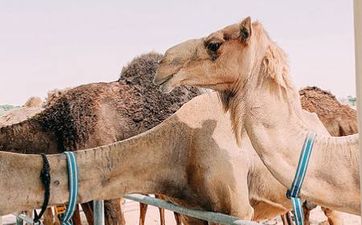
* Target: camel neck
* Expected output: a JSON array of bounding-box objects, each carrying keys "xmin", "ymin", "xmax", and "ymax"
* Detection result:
[
  {"xmin": 0, "ymin": 116, "xmax": 189, "ymax": 215},
  {"xmin": 240, "ymin": 86, "xmax": 360, "ymax": 214}
]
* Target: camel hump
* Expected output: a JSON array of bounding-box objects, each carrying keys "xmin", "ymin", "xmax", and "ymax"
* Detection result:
[{"xmin": 23, "ymin": 96, "xmax": 43, "ymax": 107}]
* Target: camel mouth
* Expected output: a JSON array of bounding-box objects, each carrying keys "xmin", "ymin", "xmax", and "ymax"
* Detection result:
[
  {"xmin": 153, "ymin": 73, "xmax": 174, "ymax": 86},
  {"xmin": 159, "ymin": 75, "xmax": 176, "ymax": 93}
]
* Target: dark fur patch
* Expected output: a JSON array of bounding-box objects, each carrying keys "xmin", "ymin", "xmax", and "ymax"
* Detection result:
[
  {"xmin": 118, "ymin": 52, "xmax": 201, "ymax": 130},
  {"xmin": 300, "ymin": 86, "xmax": 357, "ymax": 136},
  {"xmin": 1, "ymin": 52, "xmax": 201, "ymax": 153}
]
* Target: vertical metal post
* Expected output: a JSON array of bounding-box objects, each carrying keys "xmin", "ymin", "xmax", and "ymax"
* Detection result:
[
  {"xmin": 93, "ymin": 200, "xmax": 105, "ymax": 225},
  {"xmin": 16, "ymin": 216, "xmax": 23, "ymax": 225},
  {"xmin": 354, "ymin": 0, "xmax": 362, "ymax": 221}
]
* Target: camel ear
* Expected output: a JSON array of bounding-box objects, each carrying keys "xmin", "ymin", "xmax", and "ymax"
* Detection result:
[{"xmin": 240, "ymin": 17, "xmax": 252, "ymax": 42}]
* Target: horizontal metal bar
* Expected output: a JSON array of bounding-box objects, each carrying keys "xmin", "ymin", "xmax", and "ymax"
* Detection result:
[
  {"xmin": 13, "ymin": 213, "xmax": 34, "ymax": 225},
  {"xmin": 124, "ymin": 194, "xmax": 261, "ymax": 225}
]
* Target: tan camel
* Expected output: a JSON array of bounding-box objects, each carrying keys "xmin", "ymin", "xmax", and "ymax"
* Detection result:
[
  {"xmin": 0, "ymin": 96, "xmax": 43, "ymax": 126},
  {"xmin": 1, "ymin": 89, "xmax": 351, "ymax": 225},
  {"xmin": 154, "ymin": 17, "xmax": 360, "ymax": 214},
  {"xmin": 23, "ymin": 97, "xmax": 43, "ymax": 108},
  {"xmin": 298, "ymin": 86, "xmax": 358, "ymax": 225}
]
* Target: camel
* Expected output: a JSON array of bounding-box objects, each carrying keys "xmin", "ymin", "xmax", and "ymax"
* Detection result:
[
  {"xmin": 0, "ymin": 60, "xmax": 350, "ymax": 224},
  {"xmin": 299, "ymin": 86, "xmax": 358, "ymax": 225},
  {"xmin": 1, "ymin": 59, "xmax": 354, "ymax": 224},
  {"xmin": 0, "ymin": 53, "xmax": 200, "ymax": 225},
  {"xmin": 0, "ymin": 90, "xmax": 350, "ymax": 225},
  {"xmin": 0, "ymin": 97, "xmax": 79, "ymax": 225},
  {"xmin": 299, "ymin": 86, "xmax": 358, "ymax": 137},
  {"xmin": 0, "ymin": 97, "xmax": 42, "ymax": 126},
  {"xmin": 23, "ymin": 97, "xmax": 43, "ymax": 108},
  {"xmin": 154, "ymin": 17, "xmax": 361, "ymax": 214},
  {"xmin": 3, "ymin": 91, "xmax": 355, "ymax": 225}
]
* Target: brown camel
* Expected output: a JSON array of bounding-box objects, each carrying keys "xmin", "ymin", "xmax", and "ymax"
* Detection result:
[
  {"xmin": 154, "ymin": 17, "xmax": 360, "ymax": 215},
  {"xmin": 0, "ymin": 53, "xmax": 200, "ymax": 225},
  {"xmin": 300, "ymin": 86, "xmax": 357, "ymax": 137}
]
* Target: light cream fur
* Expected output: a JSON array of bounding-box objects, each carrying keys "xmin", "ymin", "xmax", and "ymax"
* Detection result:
[{"xmin": 155, "ymin": 17, "xmax": 360, "ymax": 216}]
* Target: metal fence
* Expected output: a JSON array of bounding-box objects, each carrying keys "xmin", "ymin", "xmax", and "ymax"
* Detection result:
[
  {"xmin": 12, "ymin": 195, "xmax": 261, "ymax": 225},
  {"xmin": 124, "ymin": 194, "xmax": 261, "ymax": 225}
]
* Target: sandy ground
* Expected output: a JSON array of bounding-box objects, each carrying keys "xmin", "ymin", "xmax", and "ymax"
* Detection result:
[{"xmin": 1, "ymin": 201, "xmax": 360, "ymax": 225}]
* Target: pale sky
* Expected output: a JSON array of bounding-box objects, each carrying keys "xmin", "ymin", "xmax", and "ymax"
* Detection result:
[{"xmin": 0, "ymin": 0, "xmax": 356, "ymax": 105}]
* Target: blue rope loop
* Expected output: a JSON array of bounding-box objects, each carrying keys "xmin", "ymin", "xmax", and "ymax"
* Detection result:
[
  {"xmin": 287, "ymin": 132, "xmax": 316, "ymax": 225},
  {"xmin": 61, "ymin": 151, "xmax": 79, "ymax": 225}
]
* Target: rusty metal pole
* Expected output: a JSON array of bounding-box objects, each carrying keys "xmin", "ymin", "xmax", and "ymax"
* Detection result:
[{"xmin": 354, "ymin": 0, "xmax": 362, "ymax": 220}]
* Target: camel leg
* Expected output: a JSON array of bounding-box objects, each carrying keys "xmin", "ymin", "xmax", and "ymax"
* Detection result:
[
  {"xmin": 280, "ymin": 212, "xmax": 293, "ymax": 225},
  {"xmin": 303, "ymin": 201, "xmax": 318, "ymax": 225},
  {"xmin": 104, "ymin": 199, "xmax": 123, "ymax": 225},
  {"xmin": 119, "ymin": 199, "xmax": 126, "ymax": 225},
  {"xmin": 43, "ymin": 208, "xmax": 55, "ymax": 225},
  {"xmin": 82, "ymin": 202, "xmax": 94, "ymax": 225},
  {"xmin": 139, "ymin": 203, "xmax": 148, "ymax": 225},
  {"xmin": 158, "ymin": 207, "xmax": 165, "ymax": 225},
  {"xmin": 174, "ymin": 212, "xmax": 182, "ymax": 225},
  {"xmin": 321, "ymin": 207, "xmax": 344, "ymax": 225},
  {"xmin": 72, "ymin": 205, "xmax": 82, "ymax": 225}
]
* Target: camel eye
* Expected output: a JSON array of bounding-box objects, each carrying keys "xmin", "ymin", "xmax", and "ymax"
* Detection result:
[{"xmin": 207, "ymin": 42, "xmax": 221, "ymax": 52}]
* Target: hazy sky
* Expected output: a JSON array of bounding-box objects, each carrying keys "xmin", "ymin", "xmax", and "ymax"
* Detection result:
[{"xmin": 0, "ymin": 0, "xmax": 356, "ymax": 105}]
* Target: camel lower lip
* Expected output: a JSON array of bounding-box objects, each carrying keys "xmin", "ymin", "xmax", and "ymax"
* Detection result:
[{"xmin": 157, "ymin": 75, "xmax": 174, "ymax": 86}]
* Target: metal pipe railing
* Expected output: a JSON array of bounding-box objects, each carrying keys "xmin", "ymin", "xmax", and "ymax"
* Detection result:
[
  {"xmin": 124, "ymin": 194, "xmax": 261, "ymax": 225},
  {"xmin": 11, "ymin": 195, "xmax": 262, "ymax": 225}
]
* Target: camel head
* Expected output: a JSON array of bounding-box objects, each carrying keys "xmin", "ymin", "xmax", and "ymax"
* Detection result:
[
  {"xmin": 155, "ymin": 17, "xmax": 297, "ymax": 140},
  {"xmin": 155, "ymin": 17, "xmax": 283, "ymax": 95}
]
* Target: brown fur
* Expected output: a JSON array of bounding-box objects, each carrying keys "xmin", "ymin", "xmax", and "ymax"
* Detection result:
[
  {"xmin": 0, "ymin": 52, "xmax": 201, "ymax": 225},
  {"xmin": 0, "ymin": 53, "xmax": 201, "ymax": 154},
  {"xmin": 300, "ymin": 86, "xmax": 358, "ymax": 136}
]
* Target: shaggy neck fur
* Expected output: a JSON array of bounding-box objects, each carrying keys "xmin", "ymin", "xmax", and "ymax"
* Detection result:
[
  {"xmin": 0, "ymin": 53, "xmax": 201, "ymax": 154},
  {"xmin": 220, "ymin": 29, "xmax": 360, "ymax": 214}
]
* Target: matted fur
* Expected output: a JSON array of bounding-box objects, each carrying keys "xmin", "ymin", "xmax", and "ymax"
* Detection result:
[
  {"xmin": 300, "ymin": 86, "xmax": 357, "ymax": 136},
  {"xmin": 0, "ymin": 52, "xmax": 201, "ymax": 153},
  {"xmin": 219, "ymin": 25, "xmax": 297, "ymax": 143}
]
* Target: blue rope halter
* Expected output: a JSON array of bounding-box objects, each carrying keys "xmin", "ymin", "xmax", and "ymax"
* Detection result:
[
  {"xmin": 286, "ymin": 132, "xmax": 316, "ymax": 225},
  {"xmin": 61, "ymin": 151, "xmax": 79, "ymax": 225}
]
